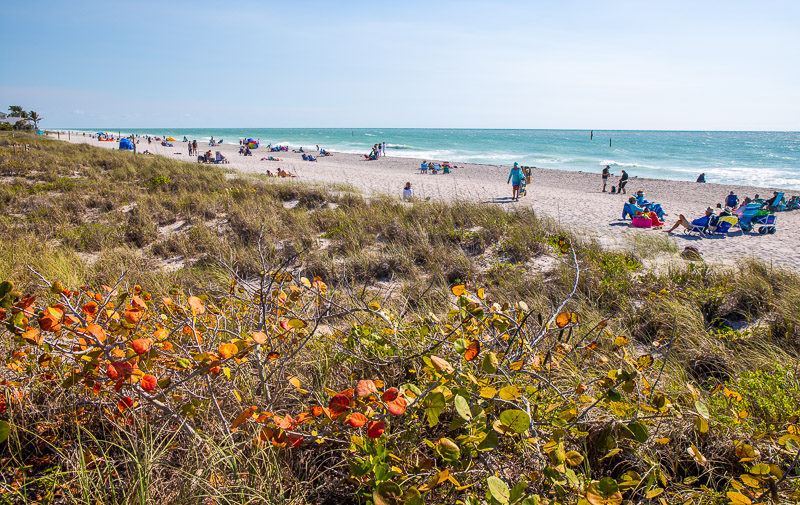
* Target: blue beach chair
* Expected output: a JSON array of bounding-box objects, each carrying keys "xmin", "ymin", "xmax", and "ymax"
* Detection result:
[{"xmin": 737, "ymin": 203, "xmax": 768, "ymax": 232}]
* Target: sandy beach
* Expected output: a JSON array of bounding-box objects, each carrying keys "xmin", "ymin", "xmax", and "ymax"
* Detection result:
[{"xmin": 56, "ymin": 134, "xmax": 800, "ymax": 270}]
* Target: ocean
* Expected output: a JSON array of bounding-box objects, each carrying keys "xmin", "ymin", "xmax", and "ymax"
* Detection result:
[{"xmin": 65, "ymin": 129, "xmax": 800, "ymax": 190}]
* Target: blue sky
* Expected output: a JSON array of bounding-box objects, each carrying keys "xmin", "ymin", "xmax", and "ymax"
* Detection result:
[{"xmin": 2, "ymin": 0, "xmax": 798, "ymax": 130}]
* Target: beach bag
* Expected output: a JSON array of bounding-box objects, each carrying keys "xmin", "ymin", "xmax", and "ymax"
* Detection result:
[
  {"xmin": 611, "ymin": 186, "xmax": 616, "ymax": 193},
  {"xmin": 631, "ymin": 217, "xmax": 653, "ymax": 228}
]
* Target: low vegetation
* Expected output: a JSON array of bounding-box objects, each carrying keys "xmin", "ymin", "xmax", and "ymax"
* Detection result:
[{"xmin": 0, "ymin": 133, "xmax": 799, "ymax": 504}]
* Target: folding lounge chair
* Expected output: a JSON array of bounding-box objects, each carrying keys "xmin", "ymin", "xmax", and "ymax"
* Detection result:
[
  {"xmin": 710, "ymin": 216, "xmax": 738, "ymax": 235},
  {"xmin": 737, "ymin": 203, "xmax": 767, "ymax": 232}
]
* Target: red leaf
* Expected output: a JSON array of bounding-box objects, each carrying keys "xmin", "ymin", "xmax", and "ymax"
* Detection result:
[
  {"xmin": 367, "ymin": 420, "xmax": 385, "ymax": 439},
  {"xmin": 106, "ymin": 361, "xmax": 133, "ymax": 380},
  {"xmin": 329, "ymin": 394, "xmax": 350, "ymax": 414},
  {"xmin": 382, "ymin": 387, "xmax": 400, "ymax": 401},
  {"xmin": 117, "ymin": 397, "xmax": 134, "ymax": 412}
]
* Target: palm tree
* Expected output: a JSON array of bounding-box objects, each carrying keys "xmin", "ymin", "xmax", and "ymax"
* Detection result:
[
  {"xmin": 28, "ymin": 111, "xmax": 42, "ymax": 129},
  {"xmin": 7, "ymin": 106, "xmax": 25, "ymax": 117}
]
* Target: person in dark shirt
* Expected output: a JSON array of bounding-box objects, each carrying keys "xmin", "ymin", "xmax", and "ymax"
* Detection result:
[
  {"xmin": 618, "ymin": 170, "xmax": 629, "ymax": 194},
  {"xmin": 602, "ymin": 165, "xmax": 610, "ymax": 192}
]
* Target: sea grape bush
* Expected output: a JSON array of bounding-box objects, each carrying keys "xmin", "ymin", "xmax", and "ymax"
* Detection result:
[{"xmin": 1, "ymin": 243, "xmax": 799, "ymax": 504}]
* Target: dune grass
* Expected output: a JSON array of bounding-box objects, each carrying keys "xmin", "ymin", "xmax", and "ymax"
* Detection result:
[{"xmin": 0, "ymin": 132, "xmax": 799, "ymax": 504}]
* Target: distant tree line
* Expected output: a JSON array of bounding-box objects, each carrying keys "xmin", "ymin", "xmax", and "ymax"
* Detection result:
[{"xmin": 2, "ymin": 106, "xmax": 42, "ymax": 131}]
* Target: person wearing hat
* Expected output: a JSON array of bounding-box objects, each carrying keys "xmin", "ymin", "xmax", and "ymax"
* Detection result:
[
  {"xmin": 507, "ymin": 162, "xmax": 523, "ymax": 201},
  {"xmin": 664, "ymin": 207, "xmax": 715, "ymax": 234}
]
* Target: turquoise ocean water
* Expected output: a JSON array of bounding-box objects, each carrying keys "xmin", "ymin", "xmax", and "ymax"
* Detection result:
[{"xmin": 67, "ymin": 129, "xmax": 800, "ymax": 190}]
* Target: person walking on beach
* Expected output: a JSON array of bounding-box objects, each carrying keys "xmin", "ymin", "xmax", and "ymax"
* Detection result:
[
  {"xmin": 188, "ymin": 142, "xmax": 192, "ymax": 157},
  {"xmin": 602, "ymin": 165, "xmax": 610, "ymax": 192},
  {"xmin": 618, "ymin": 169, "xmax": 629, "ymax": 194},
  {"xmin": 507, "ymin": 162, "xmax": 523, "ymax": 201},
  {"xmin": 382, "ymin": 142, "xmax": 386, "ymax": 156}
]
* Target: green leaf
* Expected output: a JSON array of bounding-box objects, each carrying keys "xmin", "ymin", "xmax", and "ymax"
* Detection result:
[
  {"xmin": 0, "ymin": 280, "xmax": 13, "ymax": 299},
  {"xmin": 625, "ymin": 422, "xmax": 649, "ymax": 443},
  {"xmin": 0, "ymin": 420, "xmax": 9, "ymax": 444},
  {"xmin": 482, "ymin": 352, "xmax": 498, "ymax": 373},
  {"xmin": 424, "ymin": 392, "xmax": 446, "ymax": 427},
  {"xmin": 694, "ymin": 400, "xmax": 709, "ymax": 419},
  {"xmin": 499, "ymin": 409, "xmax": 530, "ymax": 434},
  {"xmin": 487, "ymin": 475, "xmax": 510, "ymax": 504},
  {"xmin": 288, "ymin": 318, "xmax": 307, "ymax": 329},
  {"xmin": 436, "ymin": 437, "xmax": 461, "ymax": 462},
  {"xmin": 454, "ymin": 394, "xmax": 472, "ymax": 421},
  {"xmin": 477, "ymin": 430, "xmax": 498, "ymax": 452}
]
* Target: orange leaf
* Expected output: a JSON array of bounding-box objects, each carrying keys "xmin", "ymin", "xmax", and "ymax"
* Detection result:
[
  {"xmin": 338, "ymin": 387, "xmax": 354, "ymax": 399},
  {"xmin": 464, "ymin": 340, "xmax": 480, "ymax": 361},
  {"xmin": 218, "ymin": 343, "xmax": 238, "ymax": 360},
  {"xmin": 251, "ymin": 332, "xmax": 268, "ymax": 344},
  {"xmin": 387, "ymin": 396, "xmax": 408, "ymax": 416},
  {"xmin": 124, "ymin": 309, "xmax": 141, "ymax": 325},
  {"xmin": 267, "ymin": 352, "xmax": 280, "ymax": 360},
  {"xmin": 188, "ymin": 296, "xmax": 205, "ymax": 316},
  {"xmin": 451, "ymin": 284, "xmax": 466, "ymax": 297},
  {"xmin": 355, "ymin": 380, "xmax": 378, "ymax": 397},
  {"xmin": 382, "ymin": 387, "xmax": 400, "ymax": 401},
  {"xmin": 232, "ymin": 406, "xmax": 257, "ymax": 430},
  {"xmin": 310, "ymin": 405, "xmax": 324, "ymax": 417},
  {"xmin": 130, "ymin": 296, "xmax": 147, "ymax": 310},
  {"xmin": 82, "ymin": 301, "xmax": 99, "ymax": 316},
  {"xmin": 131, "ymin": 338, "xmax": 152, "ymax": 355},
  {"xmin": 140, "ymin": 374, "xmax": 157, "ymax": 392},
  {"xmin": 274, "ymin": 414, "xmax": 294, "ymax": 430},
  {"xmin": 86, "ymin": 323, "xmax": 106, "ymax": 342},
  {"xmin": 430, "ymin": 356, "xmax": 454, "ymax": 374},
  {"xmin": 367, "ymin": 420, "xmax": 385, "ymax": 439},
  {"xmin": 348, "ymin": 412, "xmax": 368, "ymax": 428},
  {"xmin": 555, "ymin": 312, "xmax": 571, "ymax": 328}
]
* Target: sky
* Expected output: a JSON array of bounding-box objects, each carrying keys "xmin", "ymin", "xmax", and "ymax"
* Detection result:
[{"xmin": 2, "ymin": 0, "xmax": 799, "ymax": 130}]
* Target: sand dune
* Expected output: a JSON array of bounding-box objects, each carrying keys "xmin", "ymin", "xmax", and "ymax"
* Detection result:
[{"xmin": 58, "ymin": 135, "xmax": 800, "ymax": 270}]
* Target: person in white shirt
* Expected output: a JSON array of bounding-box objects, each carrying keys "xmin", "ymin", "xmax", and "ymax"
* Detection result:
[{"xmin": 403, "ymin": 182, "xmax": 413, "ymax": 201}]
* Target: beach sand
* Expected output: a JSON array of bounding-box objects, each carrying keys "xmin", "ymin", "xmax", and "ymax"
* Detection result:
[{"xmin": 57, "ymin": 134, "xmax": 800, "ymax": 270}]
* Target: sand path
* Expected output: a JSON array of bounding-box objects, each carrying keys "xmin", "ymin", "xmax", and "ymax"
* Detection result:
[{"xmin": 57, "ymin": 134, "xmax": 800, "ymax": 271}]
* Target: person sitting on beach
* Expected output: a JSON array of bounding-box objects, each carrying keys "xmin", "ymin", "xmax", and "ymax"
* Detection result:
[
  {"xmin": 696, "ymin": 173, "xmax": 706, "ymax": 183},
  {"xmin": 765, "ymin": 191, "xmax": 783, "ymax": 210},
  {"xmin": 507, "ymin": 162, "xmax": 523, "ymax": 201},
  {"xmin": 732, "ymin": 197, "xmax": 753, "ymax": 217},
  {"xmin": 622, "ymin": 197, "xmax": 646, "ymax": 220},
  {"xmin": 635, "ymin": 190, "xmax": 666, "ymax": 219},
  {"xmin": 420, "ymin": 161, "xmax": 428, "ymax": 174},
  {"xmin": 725, "ymin": 191, "xmax": 739, "ymax": 209},
  {"xmin": 664, "ymin": 207, "xmax": 714, "ymax": 234},
  {"xmin": 403, "ymin": 182, "xmax": 414, "ymax": 201}
]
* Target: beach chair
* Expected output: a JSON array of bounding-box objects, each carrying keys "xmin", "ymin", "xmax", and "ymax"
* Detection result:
[
  {"xmin": 767, "ymin": 192, "xmax": 784, "ymax": 212},
  {"xmin": 302, "ymin": 154, "xmax": 308, "ymax": 161},
  {"xmin": 737, "ymin": 203, "xmax": 768, "ymax": 232},
  {"xmin": 710, "ymin": 216, "xmax": 737, "ymax": 235},
  {"xmin": 725, "ymin": 194, "xmax": 738, "ymax": 209}
]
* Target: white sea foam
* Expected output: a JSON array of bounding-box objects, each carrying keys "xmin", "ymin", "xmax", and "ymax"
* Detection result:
[{"xmin": 599, "ymin": 159, "xmax": 661, "ymax": 170}]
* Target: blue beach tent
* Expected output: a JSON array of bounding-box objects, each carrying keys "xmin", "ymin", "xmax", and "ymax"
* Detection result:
[{"xmin": 119, "ymin": 138, "xmax": 135, "ymax": 150}]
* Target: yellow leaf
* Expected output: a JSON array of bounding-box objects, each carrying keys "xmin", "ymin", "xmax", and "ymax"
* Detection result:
[
  {"xmin": 654, "ymin": 438, "xmax": 671, "ymax": 445},
  {"xmin": 614, "ymin": 336, "xmax": 630, "ymax": 346},
  {"xmin": 480, "ymin": 386, "xmax": 497, "ymax": 398},
  {"xmin": 477, "ymin": 288, "xmax": 485, "ymax": 300},
  {"xmin": 451, "ymin": 284, "xmax": 466, "ymax": 297},
  {"xmin": 726, "ymin": 491, "xmax": 752, "ymax": 505},
  {"xmin": 288, "ymin": 376, "xmax": 301, "ymax": 388}
]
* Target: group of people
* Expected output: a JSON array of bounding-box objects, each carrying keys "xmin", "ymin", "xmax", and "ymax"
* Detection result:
[
  {"xmin": 365, "ymin": 142, "xmax": 387, "ymax": 160},
  {"xmin": 265, "ymin": 168, "xmax": 296, "ymax": 178},
  {"xmin": 420, "ymin": 161, "xmax": 457, "ymax": 175},
  {"xmin": 187, "ymin": 140, "xmax": 199, "ymax": 156},
  {"xmin": 601, "ymin": 165, "xmax": 629, "ymax": 194}
]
